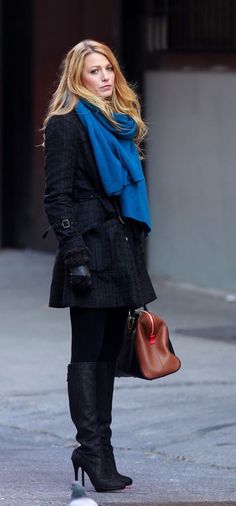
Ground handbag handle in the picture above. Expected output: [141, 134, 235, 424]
[139, 309, 156, 344]
[130, 305, 156, 344]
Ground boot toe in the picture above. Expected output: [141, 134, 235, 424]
[118, 473, 133, 486]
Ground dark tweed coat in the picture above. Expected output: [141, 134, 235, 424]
[43, 110, 156, 308]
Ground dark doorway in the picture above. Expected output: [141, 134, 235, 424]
[1, 0, 33, 247]
[121, 0, 146, 98]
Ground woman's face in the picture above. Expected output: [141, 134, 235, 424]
[81, 52, 115, 99]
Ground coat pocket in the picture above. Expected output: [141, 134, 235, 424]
[83, 220, 115, 272]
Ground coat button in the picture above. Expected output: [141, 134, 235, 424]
[125, 236, 129, 241]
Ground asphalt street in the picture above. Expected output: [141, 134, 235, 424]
[0, 249, 236, 506]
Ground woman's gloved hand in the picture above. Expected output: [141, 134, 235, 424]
[69, 264, 92, 292]
[65, 248, 92, 292]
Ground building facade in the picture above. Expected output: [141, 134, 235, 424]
[142, 0, 236, 292]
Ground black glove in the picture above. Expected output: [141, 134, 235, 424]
[65, 248, 92, 293]
[69, 264, 92, 292]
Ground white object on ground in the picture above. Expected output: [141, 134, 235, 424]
[69, 482, 98, 506]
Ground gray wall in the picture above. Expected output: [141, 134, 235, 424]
[0, 1, 2, 247]
[145, 70, 236, 292]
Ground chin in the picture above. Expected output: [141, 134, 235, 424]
[99, 90, 113, 99]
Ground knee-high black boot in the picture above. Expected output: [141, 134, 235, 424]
[96, 361, 133, 486]
[67, 362, 125, 492]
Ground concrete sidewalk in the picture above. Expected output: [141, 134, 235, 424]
[0, 249, 236, 506]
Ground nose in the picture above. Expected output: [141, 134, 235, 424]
[101, 69, 109, 81]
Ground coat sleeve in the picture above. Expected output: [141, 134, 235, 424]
[43, 114, 87, 259]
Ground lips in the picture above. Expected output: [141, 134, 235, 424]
[100, 85, 111, 89]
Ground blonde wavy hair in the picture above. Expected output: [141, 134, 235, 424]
[43, 39, 148, 151]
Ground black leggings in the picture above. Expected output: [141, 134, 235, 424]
[70, 307, 129, 363]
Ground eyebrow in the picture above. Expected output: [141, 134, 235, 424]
[88, 64, 112, 69]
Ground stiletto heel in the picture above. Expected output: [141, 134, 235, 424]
[72, 457, 85, 488]
[81, 468, 85, 487]
[72, 459, 79, 481]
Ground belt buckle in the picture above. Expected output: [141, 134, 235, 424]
[61, 218, 70, 229]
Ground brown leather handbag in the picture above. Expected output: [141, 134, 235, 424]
[116, 308, 181, 380]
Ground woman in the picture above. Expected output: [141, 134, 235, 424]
[43, 39, 156, 492]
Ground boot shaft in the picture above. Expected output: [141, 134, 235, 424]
[67, 362, 98, 448]
[96, 361, 116, 448]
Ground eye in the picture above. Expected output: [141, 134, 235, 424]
[90, 69, 99, 74]
[107, 66, 113, 72]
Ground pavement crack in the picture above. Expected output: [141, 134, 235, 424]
[0, 423, 66, 441]
[2, 388, 65, 398]
[115, 380, 236, 390]
[121, 447, 236, 471]
[196, 422, 236, 435]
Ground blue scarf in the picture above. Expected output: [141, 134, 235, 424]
[75, 99, 151, 233]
